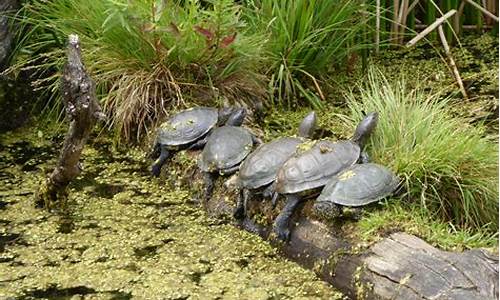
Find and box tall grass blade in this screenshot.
[345,68,498,232]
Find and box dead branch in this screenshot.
[406,10,457,47]
[437,25,468,99]
[35,34,104,209]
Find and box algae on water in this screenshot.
[0,127,344,299]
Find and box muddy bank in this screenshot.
[0,128,343,299]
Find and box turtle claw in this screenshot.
[351,207,363,221]
[271,192,279,208]
[273,226,291,242]
[233,206,245,220]
[151,164,161,177]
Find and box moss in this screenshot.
[353,265,372,300]
[0,125,342,299]
[345,201,499,252]
[371,33,498,132]
[320,248,351,277]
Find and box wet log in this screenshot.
[35,34,104,208]
[166,144,498,299]
[0,0,18,70]
[199,176,499,300]
[233,217,498,299]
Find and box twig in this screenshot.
[398,0,410,44]
[376,0,380,54]
[391,0,401,43]
[437,25,468,99]
[408,0,420,13]
[415,24,494,29]
[406,9,457,47]
[453,0,467,35]
[464,0,499,22]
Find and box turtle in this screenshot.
[272,112,379,241]
[312,163,400,221]
[233,111,317,220]
[198,108,262,205]
[151,106,240,176]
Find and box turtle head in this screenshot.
[298,111,317,138]
[217,107,236,125]
[312,201,342,221]
[350,112,378,148]
[225,107,246,126]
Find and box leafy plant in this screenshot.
[345,68,498,232]
[247,0,369,108]
[7,0,266,141]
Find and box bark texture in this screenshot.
[0,0,18,70]
[35,34,103,208]
[199,175,499,300]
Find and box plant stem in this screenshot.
[437,25,468,99]
[426,0,437,40]
[406,9,457,47]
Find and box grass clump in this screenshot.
[247,0,369,108]
[8,0,266,141]
[345,69,498,232]
[350,202,498,252]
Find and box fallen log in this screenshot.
[224,200,498,299]
[165,151,498,300]
[35,34,104,209]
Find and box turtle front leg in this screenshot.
[202,171,218,207]
[263,183,280,207]
[187,135,209,150]
[151,146,173,177]
[221,165,240,176]
[351,207,363,221]
[359,151,370,164]
[262,183,274,199]
[251,134,263,146]
[149,142,161,159]
[262,182,279,207]
[271,192,279,208]
[233,188,250,220]
[272,194,302,242]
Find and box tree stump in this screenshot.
[35,34,104,209]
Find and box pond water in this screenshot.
[0,128,344,299]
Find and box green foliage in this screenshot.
[9,0,266,141]
[247,0,369,108]
[345,69,498,232]
[353,201,498,252]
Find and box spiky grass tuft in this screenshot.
[352,202,498,252]
[247,0,369,109]
[345,69,498,232]
[8,0,266,141]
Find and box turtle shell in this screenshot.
[239,137,302,189]
[199,126,253,173]
[276,140,360,194]
[157,107,218,146]
[317,163,399,207]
